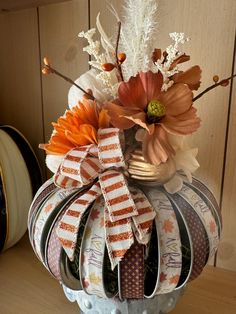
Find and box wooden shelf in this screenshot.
[1,235,236,313]
[0,0,70,11]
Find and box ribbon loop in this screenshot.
[55,145,103,189]
[55,128,156,269]
[98,128,125,169]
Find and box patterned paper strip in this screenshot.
[56,182,101,261]
[167,192,209,281]
[145,189,182,294]
[189,178,222,234]
[33,188,75,262]
[28,178,56,226]
[179,184,219,260]
[119,240,144,299]
[46,191,83,280]
[80,198,108,298]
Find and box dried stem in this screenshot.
[193,73,236,102]
[115,21,124,81]
[43,64,96,101]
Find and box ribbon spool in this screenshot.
[0,127,42,252]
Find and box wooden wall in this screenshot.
[0,0,235,271]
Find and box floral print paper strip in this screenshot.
[146,189,182,294]
[80,197,108,298]
[179,184,219,260]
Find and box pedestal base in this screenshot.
[63,286,185,314]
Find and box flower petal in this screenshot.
[169,54,190,70]
[74,100,99,129]
[161,107,201,135]
[39,134,75,155]
[172,66,202,90]
[68,124,98,145]
[142,125,175,165]
[164,174,183,194]
[159,83,193,116]
[175,147,199,176]
[46,154,64,173]
[68,68,116,108]
[104,102,141,129]
[98,109,110,128]
[139,71,163,102]
[123,112,150,132]
[118,74,147,109]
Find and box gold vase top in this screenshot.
[124,149,176,185]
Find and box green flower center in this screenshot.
[147,100,166,118]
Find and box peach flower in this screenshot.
[105,70,201,165]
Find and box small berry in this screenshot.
[220,79,229,87]
[213,75,219,83]
[42,67,50,75]
[43,57,50,66]
[152,48,161,63]
[118,53,126,63]
[101,63,116,71]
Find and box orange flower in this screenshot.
[40,99,110,155]
[105,70,201,165]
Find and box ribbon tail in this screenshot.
[130,187,156,245]
[99,170,138,222]
[104,208,134,270]
[56,182,102,261]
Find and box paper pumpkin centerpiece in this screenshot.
[28,0,235,311]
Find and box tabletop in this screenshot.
[0,235,236,314]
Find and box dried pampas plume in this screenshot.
[111,0,158,80]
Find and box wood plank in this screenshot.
[217,37,236,271]
[0,235,78,313]
[0,0,71,12]
[0,8,46,174]
[39,0,89,145]
[157,0,236,204]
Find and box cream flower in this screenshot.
[164,135,199,194]
[68,69,118,109]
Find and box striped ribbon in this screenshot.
[55,128,156,269]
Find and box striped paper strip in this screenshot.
[56,182,102,261]
[99,170,138,222]
[130,187,156,245]
[104,207,133,271]
[98,128,125,169]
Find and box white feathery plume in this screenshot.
[96,13,115,54]
[118,0,159,80]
